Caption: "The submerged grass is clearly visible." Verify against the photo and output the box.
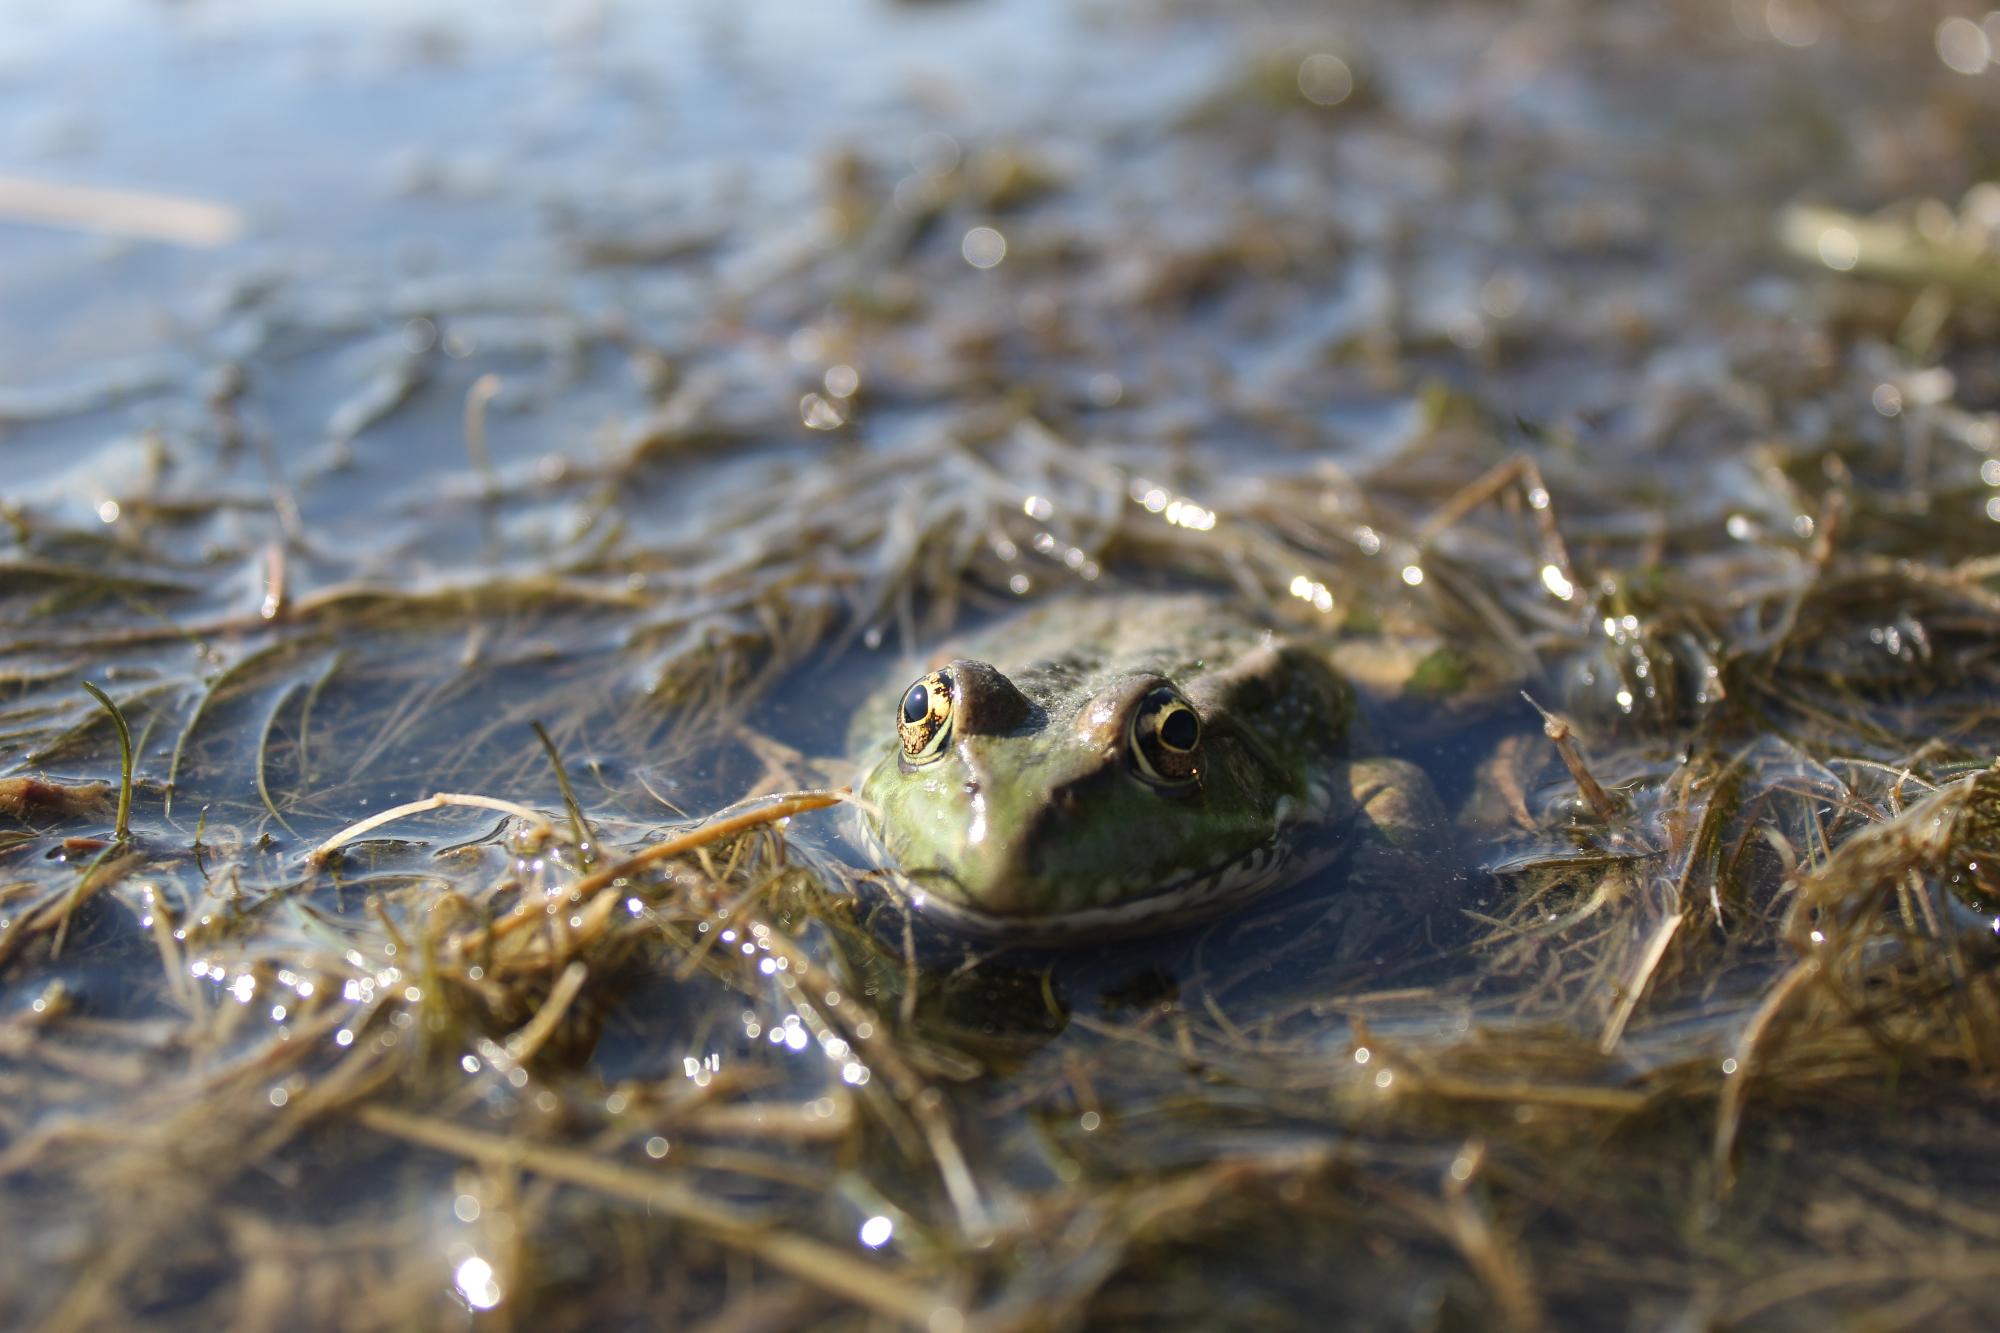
[11,402,1997,1325]
[11,382,2000,1320]
[77,682,132,842]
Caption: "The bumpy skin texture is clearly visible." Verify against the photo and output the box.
[852,594,1445,931]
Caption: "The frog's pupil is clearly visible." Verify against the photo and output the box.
[902,684,928,724]
[1159,706,1198,751]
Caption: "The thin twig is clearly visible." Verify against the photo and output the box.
[557,790,845,902]
[531,720,596,863]
[1520,692,1620,823]
[308,793,556,865]
[505,960,589,1065]
[464,372,504,497]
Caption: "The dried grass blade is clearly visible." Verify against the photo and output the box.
[308,793,555,865]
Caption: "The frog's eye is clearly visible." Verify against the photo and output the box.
[1128,686,1201,787]
[896,669,955,764]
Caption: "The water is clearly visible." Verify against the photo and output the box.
[3,1,2000,1328]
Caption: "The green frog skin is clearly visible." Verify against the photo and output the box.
[852,594,1443,937]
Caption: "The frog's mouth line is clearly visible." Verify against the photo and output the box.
[852,814,1350,943]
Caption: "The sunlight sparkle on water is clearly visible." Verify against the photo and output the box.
[1764,0,1820,48]
[1296,53,1353,106]
[800,392,846,430]
[962,226,1006,268]
[1815,225,1858,271]
[455,1256,503,1310]
[1289,574,1335,613]
[1936,17,1992,74]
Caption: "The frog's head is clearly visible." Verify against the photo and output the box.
[856,649,1329,925]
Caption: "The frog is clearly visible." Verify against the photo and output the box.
[850,592,1447,939]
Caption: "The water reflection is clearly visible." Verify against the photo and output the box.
[453,1255,503,1311]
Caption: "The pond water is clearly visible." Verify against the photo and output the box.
[3,1,2000,1328]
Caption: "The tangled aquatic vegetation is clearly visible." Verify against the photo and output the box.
[5,389,2000,1327]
